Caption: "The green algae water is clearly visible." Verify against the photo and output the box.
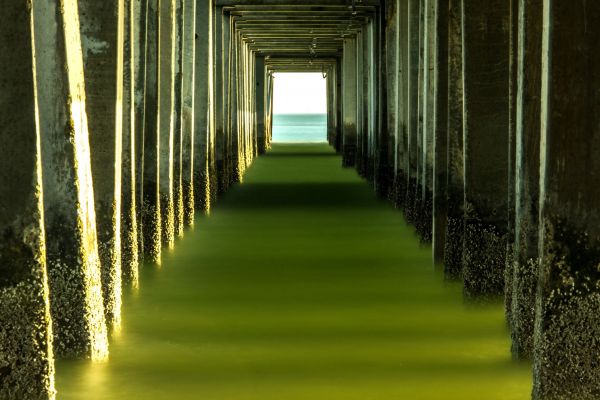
[55,144,532,399]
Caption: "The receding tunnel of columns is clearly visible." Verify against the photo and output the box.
[0,1,598,400]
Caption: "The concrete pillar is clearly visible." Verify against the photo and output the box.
[228,30,240,182]
[194,0,213,214]
[141,0,161,264]
[173,0,184,239]
[36,0,109,359]
[132,0,147,270]
[181,0,196,226]
[0,3,55,397]
[121,0,141,287]
[395,0,410,210]
[356,30,366,176]
[461,0,510,298]
[533,1,600,398]
[443,0,464,280]
[256,57,267,154]
[158,0,176,249]
[385,0,400,202]
[342,37,358,167]
[405,0,421,223]
[432,0,448,264]
[508,0,542,361]
[417,0,436,243]
[78,0,125,330]
[504,0,519,330]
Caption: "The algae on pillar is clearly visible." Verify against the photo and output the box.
[36,0,109,359]
[78,0,125,331]
[533,1,600,397]
[461,0,510,298]
[0,3,55,398]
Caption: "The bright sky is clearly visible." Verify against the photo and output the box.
[273,73,327,114]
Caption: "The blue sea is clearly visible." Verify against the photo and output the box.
[272,114,328,143]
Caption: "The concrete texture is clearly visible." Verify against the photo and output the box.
[510,0,542,361]
[158,0,176,249]
[35,0,109,360]
[0,3,55,398]
[79,0,124,331]
[533,1,600,398]
[461,0,510,299]
[443,0,464,281]
[141,0,162,264]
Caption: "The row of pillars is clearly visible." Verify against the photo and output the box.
[328,0,598,398]
[0,1,267,399]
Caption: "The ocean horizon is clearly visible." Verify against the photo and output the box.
[272,113,328,143]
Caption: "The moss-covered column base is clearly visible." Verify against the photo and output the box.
[463,213,506,299]
[533,219,600,399]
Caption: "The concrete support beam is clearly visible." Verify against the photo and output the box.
[0,3,55,397]
[173,0,185,239]
[158,0,176,249]
[342,37,358,167]
[121,0,141,288]
[533,1,600,397]
[141,0,161,263]
[194,0,214,214]
[36,0,109,359]
[132,0,147,272]
[416,0,435,243]
[461,0,510,298]
[405,0,420,223]
[443,0,464,280]
[181,0,196,226]
[79,0,124,331]
[256,56,267,154]
[432,0,448,265]
[508,0,542,360]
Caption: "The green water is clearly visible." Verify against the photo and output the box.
[56,144,532,399]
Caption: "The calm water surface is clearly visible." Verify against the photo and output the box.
[56,144,532,399]
[273,114,327,143]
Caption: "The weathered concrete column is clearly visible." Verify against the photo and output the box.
[193,0,213,214]
[416,0,436,243]
[173,0,185,239]
[0,4,55,397]
[432,0,448,264]
[342,37,358,167]
[158,0,176,249]
[327,66,337,149]
[395,0,410,210]
[461,0,510,298]
[504,0,519,328]
[256,56,267,154]
[386,0,400,204]
[132,0,147,270]
[181,0,196,226]
[140,0,162,264]
[533,1,600,398]
[443,0,464,280]
[122,0,145,287]
[36,0,109,359]
[405,0,421,223]
[79,0,125,330]
[141,0,161,264]
[509,0,542,360]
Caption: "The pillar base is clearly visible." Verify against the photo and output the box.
[415,189,433,244]
[463,216,506,299]
[533,218,600,400]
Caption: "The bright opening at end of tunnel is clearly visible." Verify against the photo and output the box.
[272,72,327,143]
